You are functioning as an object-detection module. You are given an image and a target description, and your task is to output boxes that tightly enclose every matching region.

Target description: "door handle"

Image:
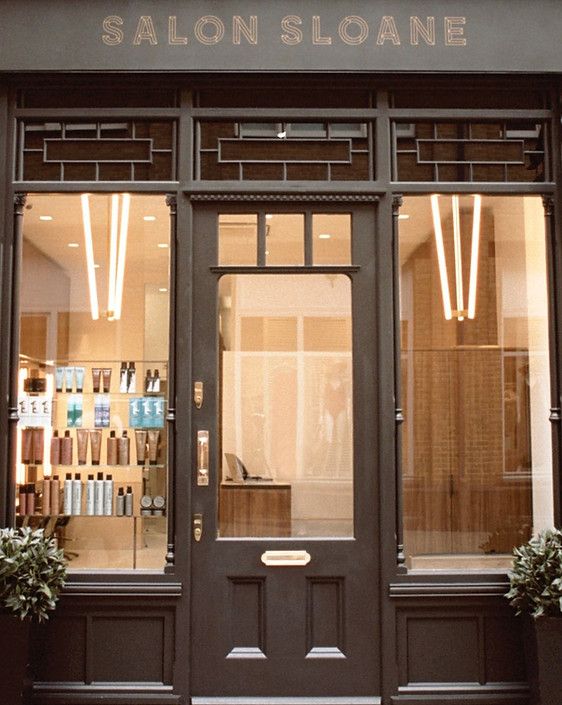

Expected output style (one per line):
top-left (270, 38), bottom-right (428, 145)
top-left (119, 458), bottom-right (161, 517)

top-left (193, 513), bottom-right (203, 542)
top-left (197, 430), bottom-right (210, 486)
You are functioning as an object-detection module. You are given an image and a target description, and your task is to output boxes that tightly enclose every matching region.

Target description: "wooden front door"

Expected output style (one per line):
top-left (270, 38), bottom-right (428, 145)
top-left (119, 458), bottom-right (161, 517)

top-left (190, 202), bottom-right (380, 699)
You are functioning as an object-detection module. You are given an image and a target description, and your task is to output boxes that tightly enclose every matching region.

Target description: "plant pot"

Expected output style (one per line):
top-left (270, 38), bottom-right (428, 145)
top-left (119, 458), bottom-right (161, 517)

top-left (524, 616), bottom-right (562, 705)
top-left (0, 612), bottom-right (31, 704)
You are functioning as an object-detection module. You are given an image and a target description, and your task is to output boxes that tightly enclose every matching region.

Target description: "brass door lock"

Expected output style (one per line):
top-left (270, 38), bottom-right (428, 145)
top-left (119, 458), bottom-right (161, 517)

top-left (193, 514), bottom-right (203, 542)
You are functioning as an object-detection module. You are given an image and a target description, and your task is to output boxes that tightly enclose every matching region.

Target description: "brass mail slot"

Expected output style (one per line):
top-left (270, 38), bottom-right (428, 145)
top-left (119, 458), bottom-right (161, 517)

top-left (261, 550), bottom-right (311, 567)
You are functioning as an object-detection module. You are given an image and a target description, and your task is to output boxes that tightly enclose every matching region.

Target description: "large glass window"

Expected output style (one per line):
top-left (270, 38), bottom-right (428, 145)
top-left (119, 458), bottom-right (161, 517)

top-left (218, 274), bottom-right (353, 538)
top-left (399, 195), bottom-right (553, 570)
top-left (16, 194), bottom-right (170, 570)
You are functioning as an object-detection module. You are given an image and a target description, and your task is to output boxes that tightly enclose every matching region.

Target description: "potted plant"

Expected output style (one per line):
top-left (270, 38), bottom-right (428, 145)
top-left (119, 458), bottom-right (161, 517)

top-left (0, 527), bottom-right (67, 704)
top-left (506, 528), bottom-right (562, 705)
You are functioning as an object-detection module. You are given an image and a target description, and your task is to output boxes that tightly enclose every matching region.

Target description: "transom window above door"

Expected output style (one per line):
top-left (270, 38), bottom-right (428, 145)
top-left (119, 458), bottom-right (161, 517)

top-left (218, 212), bottom-right (352, 266)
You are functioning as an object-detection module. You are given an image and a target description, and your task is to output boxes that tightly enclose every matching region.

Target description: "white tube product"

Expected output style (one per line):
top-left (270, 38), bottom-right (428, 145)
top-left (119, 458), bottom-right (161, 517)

top-left (72, 473), bottom-right (82, 515)
top-left (63, 473), bottom-right (73, 515)
top-left (103, 474), bottom-right (114, 516)
top-left (94, 472), bottom-right (104, 516)
top-left (86, 474), bottom-right (95, 516)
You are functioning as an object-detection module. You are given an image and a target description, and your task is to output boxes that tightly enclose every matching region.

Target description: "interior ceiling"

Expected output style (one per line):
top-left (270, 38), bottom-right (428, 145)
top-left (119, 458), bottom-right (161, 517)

top-left (23, 194), bottom-right (170, 283)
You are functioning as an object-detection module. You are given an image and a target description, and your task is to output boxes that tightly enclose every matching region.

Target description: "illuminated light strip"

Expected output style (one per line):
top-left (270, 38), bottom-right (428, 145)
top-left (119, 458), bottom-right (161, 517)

top-left (430, 194), bottom-right (453, 321)
top-left (43, 372), bottom-right (54, 476)
top-left (467, 195), bottom-right (482, 320)
top-left (451, 195), bottom-right (464, 321)
top-left (16, 368), bottom-right (28, 486)
top-left (107, 194), bottom-right (120, 319)
top-left (114, 193), bottom-right (131, 321)
top-left (80, 194), bottom-right (99, 321)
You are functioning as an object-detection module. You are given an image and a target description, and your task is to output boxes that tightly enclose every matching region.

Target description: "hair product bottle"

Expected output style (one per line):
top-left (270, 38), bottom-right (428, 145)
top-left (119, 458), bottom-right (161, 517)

top-left (42, 478), bottom-right (51, 516)
top-left (86, 474), bottom-right (95, 516)
top-left (18, 484), bottom-right (27, 515)
top-left (125, 486), bottom-right (134, 516)
top-left (76, 429), bottom-right (89, 465)
top-left (26, 484), bottom-right (36, 515)
top-left (115, 487), bottom-right (125, 516)
top-left (103, 474), bottom-right (114, 516)
top-left (107, 430), bottom-right (118, 465)
top-left (61, 430), bottom-right (73, 465)
top-left (94, 472), bottom-right (105, 516)
top-left (119, 362), bottom-right (128, 393)
top-left (135, 430), bottom-right (147, 465)
top-left (21, 428), bottom-right (33, 464)
top-left (32, 427), bottom-right (44, 464)
top-left (50, 430), bottom-right (61, 466)
top-left (90, 429), bottom-right (102, 465)
top-left (118, 431), bottom-right (130, 465)
top-left (72, 473), bottom-right (82, 515)
top-left (63, 473), bottom-right (73, 515)
top-left (127, 362), bottom-right (136, 393)
top-left (50, 475), bottom-right (60, 515)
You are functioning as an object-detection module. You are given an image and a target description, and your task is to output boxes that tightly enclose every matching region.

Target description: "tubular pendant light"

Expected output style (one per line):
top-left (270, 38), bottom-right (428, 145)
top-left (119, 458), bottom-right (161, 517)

top-left (113, 193), bottom-right (130, 321)
top-left (107, 193), bottom-right (120, 320)
top-left (431, 194), bottom-right (482, 321)
top-left (80, 194), bottom-right (100, 321)
top-left (467, 195), bottom-right (482, 319)
top-left (430, 194), bottom-right (453, 321)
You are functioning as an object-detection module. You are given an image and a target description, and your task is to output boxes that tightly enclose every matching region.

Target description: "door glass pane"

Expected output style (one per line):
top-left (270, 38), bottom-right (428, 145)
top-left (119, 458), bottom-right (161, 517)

top-left (399, 195), bottom-right (553, 570)
top-left (265, 213), bottom-right (304, 265)
top-left (218, 274), bottom-right (353, 538)
top-left (16, 193), bottom-right (170, 570)
top-left (313, 214), bottom-right (352, 264)
top-left (219, 214), bottom-right (257, 265)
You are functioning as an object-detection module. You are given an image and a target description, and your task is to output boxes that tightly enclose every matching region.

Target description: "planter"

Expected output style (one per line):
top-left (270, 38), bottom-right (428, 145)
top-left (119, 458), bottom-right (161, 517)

top-left (524, 616), bottom-right (562, 705)
top-left (0, 613), bottom-right (31, 704)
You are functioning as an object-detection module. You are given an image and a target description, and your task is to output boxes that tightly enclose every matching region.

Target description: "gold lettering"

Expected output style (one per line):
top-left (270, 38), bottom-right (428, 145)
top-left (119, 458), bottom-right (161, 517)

top-left (281, 15), bottom-right (303, 45)
top-left (312, 16), bottom-right (332, 45)
top-left (133, 16), bottom-right (158, 45)
top-left (410, 16), bottom-right (435, 46)
top-left (233, 16), bottom-right (258, 45)
top-left (102, 15), bottom-right (124, 46)
top-left (444, 17), bottom-right (467, 46)
top-left (338, 16), bottom-right (369, 45)
top-left (169, 16), bottom-right (187, 45)
top-left (376, 16), bottom-right (401, 45)
top-left (194, 15), bottom-right (225, 45)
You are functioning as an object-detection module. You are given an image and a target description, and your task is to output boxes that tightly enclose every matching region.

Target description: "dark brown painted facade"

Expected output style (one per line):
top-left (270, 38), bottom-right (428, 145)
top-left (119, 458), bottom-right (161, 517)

top-left (0, 4), bottom-right (561, 705)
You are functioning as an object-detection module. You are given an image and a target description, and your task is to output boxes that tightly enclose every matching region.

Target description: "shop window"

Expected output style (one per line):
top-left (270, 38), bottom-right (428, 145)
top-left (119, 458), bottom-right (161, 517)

top-left (18, 121), bottom-right (177, 181)
top-left (393, 121), bottom-right (548, 182)
top-left (218, 274), bottom-right (353, 537)
top-left (16, 194), bottom-right (171, 571)
top-left (398, 195), bottom-right (553, 570)
top-left (197, 121), bottom-right (372, 181)
top-left (218, 212), bottom-right (351, 266)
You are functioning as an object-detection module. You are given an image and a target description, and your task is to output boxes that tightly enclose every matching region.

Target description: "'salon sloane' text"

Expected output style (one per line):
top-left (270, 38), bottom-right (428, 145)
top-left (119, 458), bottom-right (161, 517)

top-left (102, 15), bottom-right (467, 47)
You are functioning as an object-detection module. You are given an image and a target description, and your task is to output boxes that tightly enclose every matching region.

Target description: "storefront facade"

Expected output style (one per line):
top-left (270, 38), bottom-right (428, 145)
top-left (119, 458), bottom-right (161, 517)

top-left (1, 2), bottom-right (561, 703)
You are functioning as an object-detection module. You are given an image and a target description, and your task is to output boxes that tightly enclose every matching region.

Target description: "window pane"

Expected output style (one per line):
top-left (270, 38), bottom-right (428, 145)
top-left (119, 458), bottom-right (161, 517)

top-left (313, 214), bottom-right (352, 264)
top-left (399, 195), bottom-right (553, 570)
top-left (265, 214), bottom-right (304, 265)
top-left (219, 214), bottom-right (257, 265)
top-left (17, 194), bottom-right (170, 571)
top-left (219, 274), bottom-right (353, 538)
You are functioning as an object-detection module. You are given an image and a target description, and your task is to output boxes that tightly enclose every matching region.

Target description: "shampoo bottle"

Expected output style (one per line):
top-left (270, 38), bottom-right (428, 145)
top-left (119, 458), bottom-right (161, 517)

top-left (107, 430), bottom-right (118, 465)
top-left (115, 487), bottom-right (125, 516)
top-left (72, 473), bottom-right (82, 515)
top-left (103, 474), bottom-right (114, 516)
top-left (125, 486), bottom-right (134, 517)
top-left (118, 430), bottom-right (130, 465)
top-left (94, 472), bottom-right (104, 516)
top-left (86, 474), bottom-right (95, 516)
top-left (63, 473), bottom-right (73, 515)
top-left (50, 475), bottom-right (60, 515)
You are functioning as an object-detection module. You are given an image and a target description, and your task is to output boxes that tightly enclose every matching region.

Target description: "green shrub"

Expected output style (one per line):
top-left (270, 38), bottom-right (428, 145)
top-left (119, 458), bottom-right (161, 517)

top-left (0, 527), bottom-right (67, 621)
top-left (506, 529), bottom-right (562, 619)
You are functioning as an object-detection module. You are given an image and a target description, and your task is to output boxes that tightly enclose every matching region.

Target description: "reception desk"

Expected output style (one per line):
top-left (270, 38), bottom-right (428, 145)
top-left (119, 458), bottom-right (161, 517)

top-left (219, 482), bottom-right (292, 537)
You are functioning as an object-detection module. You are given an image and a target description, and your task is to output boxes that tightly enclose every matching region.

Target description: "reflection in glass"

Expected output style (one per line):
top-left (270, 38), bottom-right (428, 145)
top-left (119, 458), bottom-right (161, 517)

top-left (218, 274), bottom-right (353, 538)
top-left (399, 195), bottom-right (553, 570)
top-left (219, 214), bottom-right (257, 265)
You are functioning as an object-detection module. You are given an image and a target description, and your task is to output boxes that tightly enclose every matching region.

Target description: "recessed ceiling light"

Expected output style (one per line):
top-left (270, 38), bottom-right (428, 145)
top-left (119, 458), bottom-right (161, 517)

top-left (318, 233), bottom-right (332, 240)
top-left (94, 264), bottom-right (100, 269)
top-left (265, 250), bottom-right (270, 255)
top-left (39, 215), bottom-right (53, 221)
top-left (67, 242), bottom-right (80, 248)
top-left (266, 214), bottom-right (273, 220)
top-left (398, 214), bottom-right (410, 220)
top-left (157, 243), bottom-right (169, 249)
top-left (158, 287), bottom-right (168, 293)
top-left (143, 215), bottom-right (156, 222)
